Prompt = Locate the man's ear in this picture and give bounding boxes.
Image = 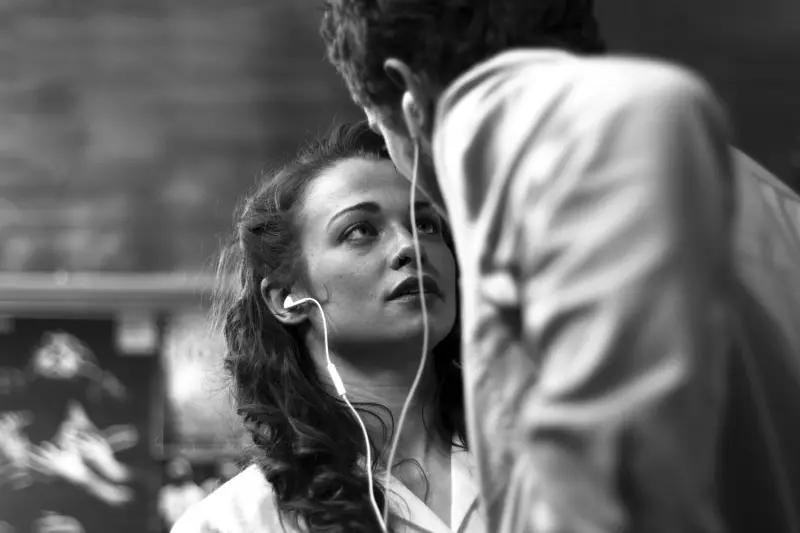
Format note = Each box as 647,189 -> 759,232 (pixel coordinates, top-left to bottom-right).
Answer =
383,58 -> 430,141
260,279 -> 307,326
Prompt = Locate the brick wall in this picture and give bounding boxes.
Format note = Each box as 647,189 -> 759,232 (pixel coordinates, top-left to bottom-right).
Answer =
2,2 -> 798,273
0,0 -> 360,272
598,0 -> 800,188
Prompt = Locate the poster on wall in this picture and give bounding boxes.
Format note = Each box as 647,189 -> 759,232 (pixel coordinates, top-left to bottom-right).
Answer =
151,312 -> 246,531
0,318 -> 154,533
160,312 -> 246,458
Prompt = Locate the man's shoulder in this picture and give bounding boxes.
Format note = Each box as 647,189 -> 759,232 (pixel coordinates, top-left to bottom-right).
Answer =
506,50 -> 712,99
571,55 -> 722,122
171,465 -> 284,533
433,49 -> 727,206
438,49 -> 719,135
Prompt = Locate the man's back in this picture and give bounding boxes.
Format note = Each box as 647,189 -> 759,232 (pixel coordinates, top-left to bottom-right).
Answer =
433,49 -> 800,532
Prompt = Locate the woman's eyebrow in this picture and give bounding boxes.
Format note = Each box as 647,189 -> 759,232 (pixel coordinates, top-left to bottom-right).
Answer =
326,201 -> 381,229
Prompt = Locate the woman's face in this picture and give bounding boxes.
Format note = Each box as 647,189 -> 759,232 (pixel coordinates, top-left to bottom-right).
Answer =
295,157 -> 457,358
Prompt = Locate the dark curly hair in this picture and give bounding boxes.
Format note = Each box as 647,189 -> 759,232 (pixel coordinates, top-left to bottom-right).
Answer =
321,0 -> 606,111
213,121 -> 466,532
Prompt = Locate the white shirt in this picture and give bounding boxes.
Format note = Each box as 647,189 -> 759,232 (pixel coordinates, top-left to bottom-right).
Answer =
159,483 -> 208,528
171,448 -> 485,533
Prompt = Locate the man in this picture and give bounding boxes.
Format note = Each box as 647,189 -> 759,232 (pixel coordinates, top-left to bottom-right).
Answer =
320,1 -> 800,532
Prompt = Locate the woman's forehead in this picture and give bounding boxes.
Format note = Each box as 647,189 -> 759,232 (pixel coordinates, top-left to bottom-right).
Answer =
304,157 -> 409,214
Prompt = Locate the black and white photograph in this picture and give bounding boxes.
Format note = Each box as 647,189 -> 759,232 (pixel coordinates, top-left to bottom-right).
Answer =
1,1 -> 799,532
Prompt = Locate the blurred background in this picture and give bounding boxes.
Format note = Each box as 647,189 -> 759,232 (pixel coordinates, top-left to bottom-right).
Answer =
0,1 -> 798,532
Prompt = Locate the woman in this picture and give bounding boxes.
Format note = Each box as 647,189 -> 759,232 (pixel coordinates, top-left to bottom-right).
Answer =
173,122 -> 481,533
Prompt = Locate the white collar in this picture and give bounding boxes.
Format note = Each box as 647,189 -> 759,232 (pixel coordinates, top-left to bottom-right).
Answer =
382,448 -> 484,533
181,450 -> 484,533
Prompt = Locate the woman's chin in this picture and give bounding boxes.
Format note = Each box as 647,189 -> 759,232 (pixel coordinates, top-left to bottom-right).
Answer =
397,317 -> 453,347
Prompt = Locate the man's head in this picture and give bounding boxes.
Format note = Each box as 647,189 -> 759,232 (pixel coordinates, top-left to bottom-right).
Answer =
321,0 -> 605,195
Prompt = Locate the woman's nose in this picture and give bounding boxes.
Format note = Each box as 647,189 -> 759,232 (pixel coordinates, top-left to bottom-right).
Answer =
390,232 -> 428,270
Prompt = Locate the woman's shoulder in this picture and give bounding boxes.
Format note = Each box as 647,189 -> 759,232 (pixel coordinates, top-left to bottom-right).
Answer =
171,464 -> 288,533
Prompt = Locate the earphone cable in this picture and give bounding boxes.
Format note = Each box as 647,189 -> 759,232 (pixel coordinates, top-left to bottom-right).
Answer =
382,140 -> 430,525
294,297 -> 389,533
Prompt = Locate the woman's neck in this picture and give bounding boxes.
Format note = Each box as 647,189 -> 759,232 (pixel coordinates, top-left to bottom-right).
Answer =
349,375 -> 448,469
306,336 -> 447,462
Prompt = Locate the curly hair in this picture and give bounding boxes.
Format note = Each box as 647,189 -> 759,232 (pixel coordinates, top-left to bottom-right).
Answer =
321,0 -> 606,111
213,121 -> 466,532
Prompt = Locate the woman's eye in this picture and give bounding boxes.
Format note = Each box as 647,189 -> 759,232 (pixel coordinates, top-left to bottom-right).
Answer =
343,222 -> 377,242
417,216 -> 441,235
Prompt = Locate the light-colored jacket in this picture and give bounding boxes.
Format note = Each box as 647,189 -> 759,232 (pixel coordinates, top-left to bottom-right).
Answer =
432,49 -> 800,533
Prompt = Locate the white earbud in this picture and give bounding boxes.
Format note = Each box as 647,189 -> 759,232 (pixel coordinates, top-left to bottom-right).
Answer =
402,91 -> 423,141
284,294 -> 298,309
402,91 -> 418,118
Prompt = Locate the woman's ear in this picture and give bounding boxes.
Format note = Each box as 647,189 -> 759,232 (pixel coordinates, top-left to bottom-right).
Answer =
260,279 -> 307,326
